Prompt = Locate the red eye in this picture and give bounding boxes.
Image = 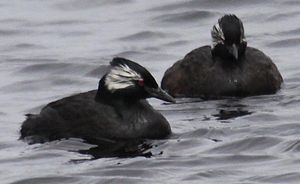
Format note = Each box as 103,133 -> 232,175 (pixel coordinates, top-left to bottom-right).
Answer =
138,79 -> 144,87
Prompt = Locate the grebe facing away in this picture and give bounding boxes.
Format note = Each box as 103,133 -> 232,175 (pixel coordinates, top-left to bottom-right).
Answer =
161,14 -> 283,98
21,57 -> 175,144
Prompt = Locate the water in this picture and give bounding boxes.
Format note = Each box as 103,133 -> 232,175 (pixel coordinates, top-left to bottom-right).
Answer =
0,0 -> 300,183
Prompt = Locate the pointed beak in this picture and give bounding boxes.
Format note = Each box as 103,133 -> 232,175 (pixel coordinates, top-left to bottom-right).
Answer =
145,87 -> 176,103
228,44 -> 239,60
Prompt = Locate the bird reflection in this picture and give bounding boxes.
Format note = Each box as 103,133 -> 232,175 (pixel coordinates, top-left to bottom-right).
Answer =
213,109 -> 252,120
75,139 -> 154,160
213,99 -> 253,121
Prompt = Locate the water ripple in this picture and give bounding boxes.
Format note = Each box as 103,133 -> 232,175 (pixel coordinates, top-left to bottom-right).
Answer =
10,177 -> 79,184
207,136 -> 282,153
153,10 -> 216,25
119,31 -> 177,41
150,0 -> 266,11
55,0 -> 133,11
267,38 -> 300,48
247,172 -> 300,183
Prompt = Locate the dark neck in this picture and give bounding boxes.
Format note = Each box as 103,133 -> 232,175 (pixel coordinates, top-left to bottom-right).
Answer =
211,49 -> 246,64
95,76 -> 142,106
211,42 -> 247,63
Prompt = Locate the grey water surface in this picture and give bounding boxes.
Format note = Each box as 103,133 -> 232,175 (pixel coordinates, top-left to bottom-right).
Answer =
0,0 -> 300,184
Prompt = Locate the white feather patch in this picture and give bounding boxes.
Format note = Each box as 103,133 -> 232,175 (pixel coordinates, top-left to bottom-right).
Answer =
105,64 -> 142,92
211,22 -> 225,48
240,21 -> 246,43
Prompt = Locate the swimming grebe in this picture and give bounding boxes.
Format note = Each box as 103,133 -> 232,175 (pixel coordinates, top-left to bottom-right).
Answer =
161,14 -> 283,98
21,57 -> 175,144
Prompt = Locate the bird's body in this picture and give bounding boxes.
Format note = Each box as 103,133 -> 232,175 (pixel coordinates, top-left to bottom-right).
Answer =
161,15 -> 283,98
21,58 -> 174,144
161,46 -> 282,98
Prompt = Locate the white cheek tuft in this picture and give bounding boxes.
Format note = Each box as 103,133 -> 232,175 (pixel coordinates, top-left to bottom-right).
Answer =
211,22 -> 225,48
105,64 -> 142,92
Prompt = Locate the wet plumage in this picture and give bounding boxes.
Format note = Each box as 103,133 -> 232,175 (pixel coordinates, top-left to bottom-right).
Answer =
21,57 -> 174,144
161,14 -> 283,98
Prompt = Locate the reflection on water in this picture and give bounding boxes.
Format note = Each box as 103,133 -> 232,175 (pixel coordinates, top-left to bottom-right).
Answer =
213,109 -> 252,121
77,140 -> 154,159
213,99 -> 253,121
